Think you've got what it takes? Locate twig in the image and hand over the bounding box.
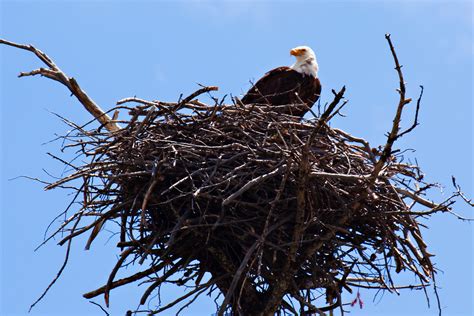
[29,214,81,311]
[89,301,110,316]
[222,164,286,206]
[173,86,219,112]
[217,241,259,316]
[398,85,424,138]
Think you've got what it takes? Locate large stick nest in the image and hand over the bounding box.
[44,85,463,315]
[7,35,469,316]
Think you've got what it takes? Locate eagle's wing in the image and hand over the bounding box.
[241,67,301,105]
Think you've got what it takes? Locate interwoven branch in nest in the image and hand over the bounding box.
[2,35,472,316]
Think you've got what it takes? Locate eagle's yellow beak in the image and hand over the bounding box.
[290,48,302,56]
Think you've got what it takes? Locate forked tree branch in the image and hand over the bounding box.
[0,38,120,132]
[371,34,413,180]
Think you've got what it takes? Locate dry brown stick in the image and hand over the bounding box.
[89,300,110,316]
[326,99,349,122]
[222,163,286,206]
[370,34,412,181]
[431,270,443,316]
[309,171,369,181]
[45,163,117,190]
[452,176,474,207]
[173,86,219,112]
[291,292,325,316]
[116,97,160,106]
[319,87,346,124]
[217,240,259,316]
[83,265,163,299]
[346,281,425,290]
[331,128,376,162]
[398,85,424,138]
[303,86,346,156]
[395,187,448,210]
[257,162,292,275]
[149,278,219,315]
[104,247,136,307]
[259,151,311,315]
[57,206,120,246]
[0,38,120,132]
[29,212,82,311]
[140,177,160,230]
[139,258,187,305]
[85,218,106,250]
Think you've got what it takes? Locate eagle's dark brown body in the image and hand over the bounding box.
[241,66,321,117]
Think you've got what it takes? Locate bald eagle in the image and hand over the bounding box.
[241,46,321,117]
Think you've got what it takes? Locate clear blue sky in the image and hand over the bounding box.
[1,1,472,315]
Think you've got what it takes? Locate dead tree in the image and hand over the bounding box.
[1,35,472,316]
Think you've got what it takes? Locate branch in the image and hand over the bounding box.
[89,301,110,316]
[222,164,286,206]
[305,86,346,148]
[0,38,120,132]
[370,34,412,181]
[29,213,81,311]
[310,171,369,181]
[452,176,474,207]
[217,241,259,316]
[398,85,423,138]
[173,86,219,112]
[319,87,346,125]
[83,266,161,299]
[395,187,444,209]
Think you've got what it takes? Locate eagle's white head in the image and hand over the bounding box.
[290,46,319,78]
